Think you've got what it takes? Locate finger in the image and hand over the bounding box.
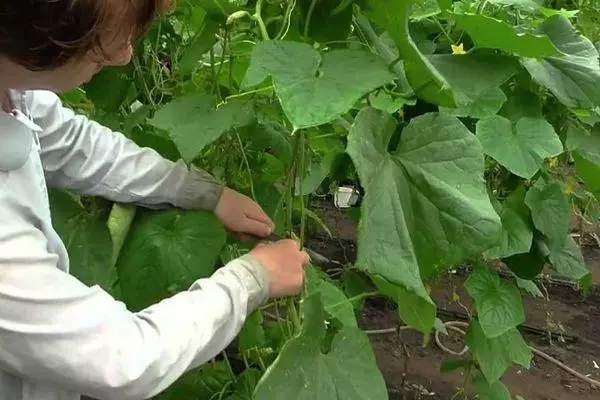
[300,250,311,265]
[245,204,275,229]
[240,218,273,237]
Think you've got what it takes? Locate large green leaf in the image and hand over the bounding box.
[427,55,519,111]
[362,0,456,107]
[374,276,437,337]
[346,108,501,331]
[466,320,532,383]
[116,209,226,311]
[476,115,564,179]
[440,86,507,119]
[473,375,512,400]
[521,16,600,110]
[241,41,394,129]
[364,1,519,109]
[238,311,266,352]
[484,195,533,260]
[306,265,358,327]
[502,234,548,280]
[465,266,525,338]
[548,236,591,281]
[156,361,232,400]
[84,66,132,111]
[253,293,388,399]
[515,278,544,298]
[149,95,256,163]
[48,190,119,298]
[302,0,354,43]
[524,182,570,248]
[178,19,219,76]
[451,13,561,58]
[412,0,441,20]
[567,124,600,200]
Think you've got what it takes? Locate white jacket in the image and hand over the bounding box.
[0,90,270,400]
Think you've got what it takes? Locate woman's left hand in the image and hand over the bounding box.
[214,188,275,239]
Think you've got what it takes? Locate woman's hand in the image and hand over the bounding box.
[214,188,275,239]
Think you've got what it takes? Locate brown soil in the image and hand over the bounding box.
[307,199,600,400]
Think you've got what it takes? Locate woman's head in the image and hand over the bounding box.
[0,0,171,91]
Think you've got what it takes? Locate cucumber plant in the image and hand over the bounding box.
[53,0,600,398]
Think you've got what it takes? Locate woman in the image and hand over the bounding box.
[0,1,309,399]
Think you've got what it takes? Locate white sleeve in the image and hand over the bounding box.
[26,90,223,211]
[0,196,270,400]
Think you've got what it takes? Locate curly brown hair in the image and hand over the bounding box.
[0,0,172,71]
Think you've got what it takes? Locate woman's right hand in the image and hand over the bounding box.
[250,239,310,298]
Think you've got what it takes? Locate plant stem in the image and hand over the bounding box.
[235,129,257,200]
[299,131,307,246]
[221,351,237,381]
[288,297,301,333]
[303,0,318,38]
[253,0,270,40]
[275,0,296,40]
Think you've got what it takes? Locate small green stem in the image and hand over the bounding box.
[432,17,453,44]
[235,129,256,200]
[221,351,237,381]
[328,291,378,310]
[214,30,229,99]
[253,0,270,40]
[303,0,318,38]
[299,131,307,246]
[287,297,301,333]
[275,0,296,40]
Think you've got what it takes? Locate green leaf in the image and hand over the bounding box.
[156,362,232,400]
[84,66,132,111]
[149,94,256,163]
[434,318,448,335]
[521,16,600,110]
[302,0,354,43]
[465,267,525,338]
[253,293,388,399]
[412,0,441,20]
[484,210,533,260]
[48,190,119,298]
[502,236,547,280]
[473,374,512,400]
[179,19,219,76]
[239,311,266,352]
[374,276,437,337]
[524,182,570,248]
[116,209,226,311]
[241,41,394,129]
[440,86,507,119]
[548,236,591,281]
[476,116,564,179]
[250,122,293,166]
[486,0,541,9]
[515,278,544,298]
[440,359,473,373]
[498,87,543,123]
[466,320,532,383]
[567,124,600,200]
[227,368,262,400]
[306,265,358,327]
[428,54,518,110]
[451,13,561,58]
[347,108,501,283]
[341,270,372,312]
[362,0,456,107]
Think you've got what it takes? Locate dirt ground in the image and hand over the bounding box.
[307,199,600,400]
